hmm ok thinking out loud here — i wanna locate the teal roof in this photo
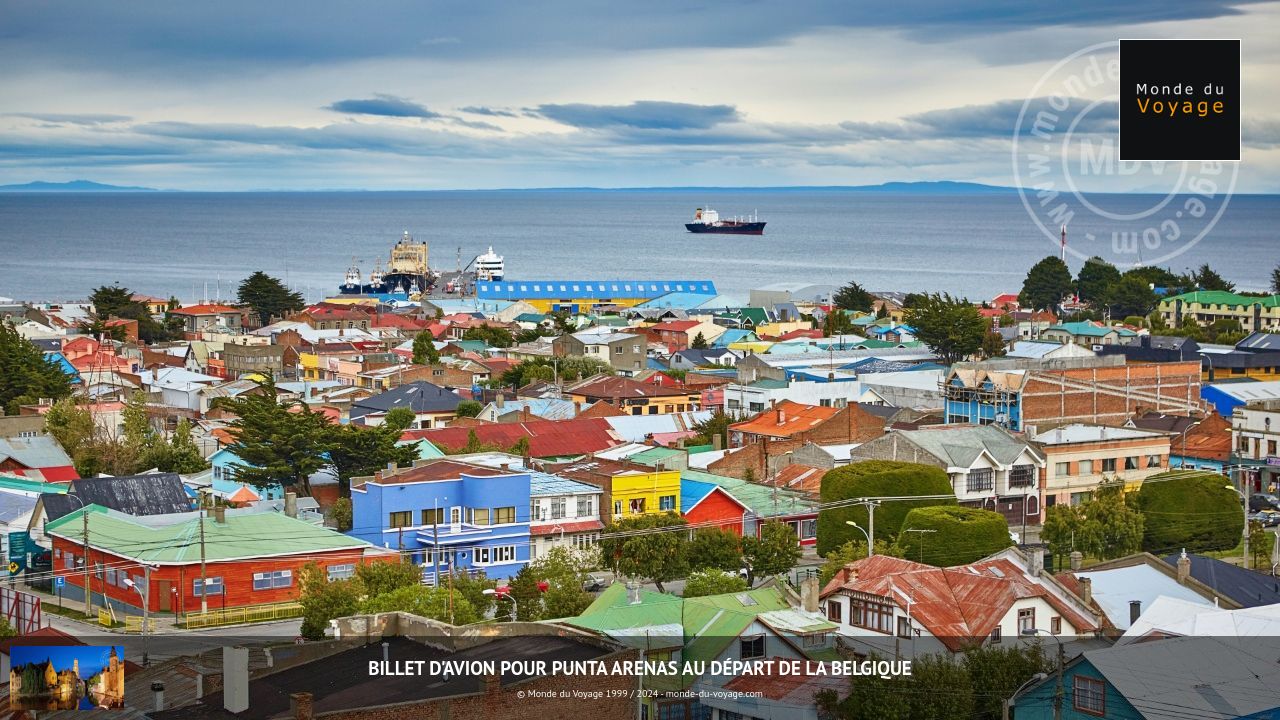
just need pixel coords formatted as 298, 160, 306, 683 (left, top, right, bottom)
398, 438, 446, 460
1160, 290, 1280, 309
747, 378, 788, 389
448, 340, 490, 352
681, 469, 817, 517
626, 446, 686, 466
0, 475, 68, 494
514, 313, 547, 323
47, 506, 380, 564
1047, 321, 1136, 337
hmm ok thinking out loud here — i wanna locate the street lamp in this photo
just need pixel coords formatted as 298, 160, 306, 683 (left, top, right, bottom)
1021, 628, 1064, 720
845, 521, 872, 558
482, 588, 517, 622
121, 567, 154, 667
1225, 485, 1250, 568
1003, 672, 1048, 720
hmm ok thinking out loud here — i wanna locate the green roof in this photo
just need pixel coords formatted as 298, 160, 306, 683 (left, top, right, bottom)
1160, 290, 1280, 309
684, 444, 715, 455
1046, 321, 1135, 337
626, 447, 686, 465
514, 313, 547, 323
681, 469, 817, 516
399, 438, 446, 460
0, 475, 67, 495
448, 340, 490, 352
47, 506, 379, 564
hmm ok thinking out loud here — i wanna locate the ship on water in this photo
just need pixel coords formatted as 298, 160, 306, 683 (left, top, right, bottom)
685, 207, 766, 235
338, 231, 438, 296
473, 246, 504, 282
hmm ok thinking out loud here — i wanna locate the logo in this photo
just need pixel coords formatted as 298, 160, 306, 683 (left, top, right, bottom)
1120, 39, 1240, 161
1012, 41, 1237, 267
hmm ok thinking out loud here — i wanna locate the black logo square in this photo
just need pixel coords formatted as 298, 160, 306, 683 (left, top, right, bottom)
1120, 39, 1240, 161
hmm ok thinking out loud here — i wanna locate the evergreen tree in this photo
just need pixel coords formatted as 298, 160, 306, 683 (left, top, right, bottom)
455, 400, 482, 418
1272, 263, 1280, 293
236, 271, 304, 326
1191, 263, 1235, 292
902, 293, 986, 364
325, 417, 418, 494
741, 521, 801, 585
1109, 273, 1159, 318
1018, 256, 1074, 311
0, 322, 73, 414
980, 330, 1007, 359
214, 376, 333, 494
833, 281, 874, 312
691, 331, 708, 349
1076, 256, 1121, 306
461, 324, 514, 348
412, 332, 439, 365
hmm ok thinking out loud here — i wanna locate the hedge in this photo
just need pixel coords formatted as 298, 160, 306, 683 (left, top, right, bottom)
1133, 470, 1244, 554
895, 506, 1013, 567
816, 460, 955, 556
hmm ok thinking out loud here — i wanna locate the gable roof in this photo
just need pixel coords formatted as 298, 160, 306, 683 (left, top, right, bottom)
172, 303, 241, 316
729, 400, 840, 438
569, 375, 692, 399
889, 425, 1040, 468
1160, 553, 1280, 608
0, 435, 76, 474
403, 417, 621, 457
40, 473, 192, 521
680, 479, 747, 515
350, 381, 461, 419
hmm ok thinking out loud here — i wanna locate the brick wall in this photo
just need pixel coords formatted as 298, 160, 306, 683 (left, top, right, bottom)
1022, 361, 1203, 431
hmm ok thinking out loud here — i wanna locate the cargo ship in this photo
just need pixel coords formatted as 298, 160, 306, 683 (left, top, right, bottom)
685, 208, 766, 235
338, 231, 439, 295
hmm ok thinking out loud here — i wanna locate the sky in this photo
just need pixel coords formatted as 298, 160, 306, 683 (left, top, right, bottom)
10, 645, 124, 679
1, 1, 1278, 191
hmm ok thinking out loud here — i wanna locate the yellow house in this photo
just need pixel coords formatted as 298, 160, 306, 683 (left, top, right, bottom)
729, 340, 775, 354
1158, 290, 1280, 332
756, 320, 811, 338
557, 460, 682, 520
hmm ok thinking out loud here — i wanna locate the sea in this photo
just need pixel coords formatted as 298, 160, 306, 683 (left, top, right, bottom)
0, 190, 1275, 304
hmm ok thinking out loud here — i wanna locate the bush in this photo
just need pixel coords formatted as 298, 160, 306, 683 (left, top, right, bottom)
683, 569, 748, 598
816, 461, 955, 556
894, 506, 1013, 566
1134, 470, 1244, 554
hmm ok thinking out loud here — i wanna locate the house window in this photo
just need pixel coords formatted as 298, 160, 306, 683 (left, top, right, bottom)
1055, 462, 1071, 476
800, 519, 817, 539
1017, 608, 1035, 634
327, 564, 355, 581
422, 508, 444, 526
614, 346, 623, 354
1051, 616, 1062, 635
739, 635, 764, 659
1146, 455, 1162, 468
551, 497, 566, 519
389, 511, 412, 528
1078, 460, 1094, 475
1009, 464, 1035, 488
493, 506, 516, 524
253, 570, 292, 590
470, 508, 490, 526
577, 496, 593, 516
614, 501, 623, 516
826, 601, 843, 623
1124, 456, 1139, 470
475, 545, 517, 565
1073, 676, 1106, 715
531, 501, 544, 521
897, 616, 913, 638
629, 498, 646, 514
851, 598, 895, 633
1101, 458, 1116, 473
990, 625, 1002, 643
193, 577, 225, 596
966, 468, 994, 493
659, 495, 676, 511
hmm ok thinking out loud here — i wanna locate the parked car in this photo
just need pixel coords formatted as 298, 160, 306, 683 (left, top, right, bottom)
582, 575, 605, 592
1248, 510, 1280, 528
1249, 493, 1280, 512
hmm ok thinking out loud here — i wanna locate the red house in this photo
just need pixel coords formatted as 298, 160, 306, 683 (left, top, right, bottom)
46, 506, 395, 616
681, 478, 749, 535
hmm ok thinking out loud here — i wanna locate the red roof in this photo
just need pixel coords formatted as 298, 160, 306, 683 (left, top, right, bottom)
304, 303, 373, 320
775, 328, 824, 341
571, 375, 691, 399
21, 466, 80, 482
821, 554, 1098, 652
530, 519, 605, 536
770, 464, 826, 495
370, 313, 428, 330
0, 627, 84, 657
650, 320, 700, 332
403, 418, 622, 458
367, 460, 506, 485
730, 400, 840, 438
722, 658, 847, 703
173, 303, 241, 316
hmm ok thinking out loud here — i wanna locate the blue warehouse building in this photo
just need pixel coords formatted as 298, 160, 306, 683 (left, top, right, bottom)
476, 279, 717, 314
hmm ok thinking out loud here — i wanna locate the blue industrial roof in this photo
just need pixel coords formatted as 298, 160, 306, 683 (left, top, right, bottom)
634, 291, 725, 310
477, 280, 717, 300
680, 479, 719, 512
530, 471, 603, 496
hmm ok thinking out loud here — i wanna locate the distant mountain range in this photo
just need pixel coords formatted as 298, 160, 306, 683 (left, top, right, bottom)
0, 180, 159, 192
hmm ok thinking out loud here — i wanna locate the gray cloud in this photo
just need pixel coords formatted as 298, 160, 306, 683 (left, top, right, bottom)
460, 106, 519, 118
6, 112, 133, 125
533, 101, 740, 130
325, 94, 442, 118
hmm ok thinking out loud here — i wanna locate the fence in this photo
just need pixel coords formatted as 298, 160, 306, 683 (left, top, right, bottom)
182, 601, 303, 629
124, 616, 157, 633
0, 586, 41, 634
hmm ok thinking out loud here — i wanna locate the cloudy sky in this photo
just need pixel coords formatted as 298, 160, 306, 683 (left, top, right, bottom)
2, 1, 1278, 191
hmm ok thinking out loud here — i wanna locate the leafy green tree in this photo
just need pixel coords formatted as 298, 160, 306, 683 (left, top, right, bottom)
214, 376, 334, 495
834, 281, 874, 312
1018, 256, 1074, 311
447, 570, 498, 617
141, 418, 211, 474
818, 461, 956, 556
1042, 481, 1143, 562
461, 324, 514, 348
1191, 263, 1235, 292
599, 513, 689, 592
331, 497, 353, 531
1272, 263, 1280, 293
236, 271, 304, 326
1076, 256, 1122, 306
964, 644, 1054, 720
499, 356, 613, 388
1248, 520, 1270, 570
823, 310, 857, 338
980, 330, 1006, 359
819, 539, 899, 585
1109, 274, 1159, 318
412, 332, 439, 365
742, 521, 801, 585
361, 585, 480, 624
902, 293, 986, 364
895, 506, 1013, 566
686, 528, 743, 572
690, 410, 732, 447
298, 562, 362, 639
0, 322, 73, 414
0, 617, 15, 639
354, 559, 423, 599
44, 398, 101, 476
326, 422, 418, 493
1135, 471, 1242, 553
691, 331, 708, 349
455, 399, 482, 418
682, 569, 748, 598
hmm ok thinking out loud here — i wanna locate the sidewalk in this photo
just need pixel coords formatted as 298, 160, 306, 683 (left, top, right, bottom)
20, 581, 180, 633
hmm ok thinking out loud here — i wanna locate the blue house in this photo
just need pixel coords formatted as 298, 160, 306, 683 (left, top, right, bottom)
348, 459, 531, 581
1014, 636, 1280, 719
208, 447, 285, 501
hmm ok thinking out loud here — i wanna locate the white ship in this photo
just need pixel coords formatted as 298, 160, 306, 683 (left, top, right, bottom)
474, 246, 505, 282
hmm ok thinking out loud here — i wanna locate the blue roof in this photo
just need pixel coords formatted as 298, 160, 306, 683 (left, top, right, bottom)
530, 471, 603, 496
681, 479, 719, 512
477, 280, 716, 300
713, 329, 758, 346
633, 291, 724, 310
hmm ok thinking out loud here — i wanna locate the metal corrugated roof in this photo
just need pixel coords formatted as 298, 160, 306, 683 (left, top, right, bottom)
479, 280, 716, 300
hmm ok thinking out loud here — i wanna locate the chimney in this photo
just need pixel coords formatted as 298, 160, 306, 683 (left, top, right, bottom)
195, 673, 204, 700
284, 492, 297, 519
522, 406, 532, 422
770, 398, 777, 409
1069, 551, 1083, 571
1079, 577, 1092, 606
214, 506, 226, 524
499, 462, 510, 471
387, 461, 398, 473
1129, 600, 1142, 625
290, 692, 314, 720
776, 408, 785, 425
1176, 549, 1191, 584
1029, 547, 1044, 577
496, 393, 505, 409
151, 682, 165, 712
627, 581, 642, 605
574, 401, 582, 417
713, 434, 723, 451
223, 646, 249, 714
800, 576, 819, 613
482, 674, 501, 695
382, 642, 390, 663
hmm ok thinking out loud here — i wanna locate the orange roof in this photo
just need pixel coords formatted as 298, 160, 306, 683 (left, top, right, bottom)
770, 464, 826, 494
173, 304, 241, 315
730, 400, 840, 438
227, 484, 260, 503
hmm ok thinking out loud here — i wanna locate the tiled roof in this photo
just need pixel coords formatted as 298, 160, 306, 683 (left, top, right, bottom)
478, 280, 716, 300
570, 375, 691, 399
729, 400, 839, 438
403, 417, 621, 457
366, 460, 507, 485
172, 304, 241, 315
769, 464, 826, 495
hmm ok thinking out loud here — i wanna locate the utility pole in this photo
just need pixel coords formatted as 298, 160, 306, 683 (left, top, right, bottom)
83, 508, 92, 617
855, 499, 882, 556
199, 513, 208, 614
